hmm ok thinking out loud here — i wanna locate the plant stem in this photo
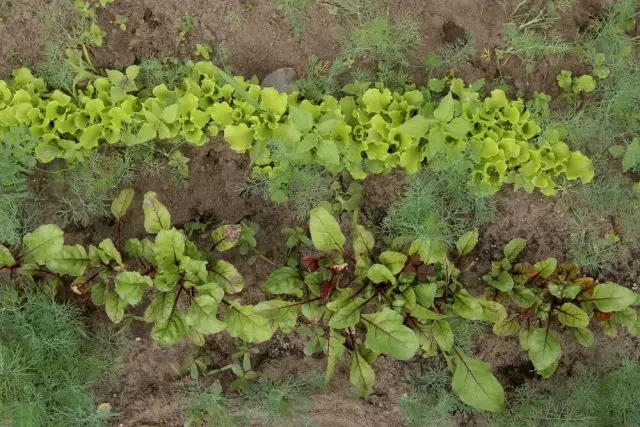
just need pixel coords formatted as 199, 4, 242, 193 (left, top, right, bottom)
252, 249, 277, 266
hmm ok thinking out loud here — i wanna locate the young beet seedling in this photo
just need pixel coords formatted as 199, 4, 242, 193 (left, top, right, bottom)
486, 238, 640, 377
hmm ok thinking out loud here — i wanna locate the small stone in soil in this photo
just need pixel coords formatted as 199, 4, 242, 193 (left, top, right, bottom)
262, 68, 297, 93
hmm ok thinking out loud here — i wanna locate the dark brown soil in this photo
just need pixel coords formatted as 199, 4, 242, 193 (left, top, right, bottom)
1, 0, 637, 426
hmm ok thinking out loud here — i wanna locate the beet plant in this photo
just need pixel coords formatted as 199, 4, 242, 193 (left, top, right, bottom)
258, 207, 640, 412
486, 238, 640, 377
0, 190, 275, 348
259, 207, 506, 411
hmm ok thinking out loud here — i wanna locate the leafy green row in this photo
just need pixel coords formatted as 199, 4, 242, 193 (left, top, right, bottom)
0, 63, 594, 195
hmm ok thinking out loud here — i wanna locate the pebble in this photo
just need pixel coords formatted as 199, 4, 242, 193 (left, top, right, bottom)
261, 68, 297, 93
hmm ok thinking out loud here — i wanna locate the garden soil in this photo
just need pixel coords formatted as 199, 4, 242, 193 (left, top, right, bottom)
1, 0, 638, 426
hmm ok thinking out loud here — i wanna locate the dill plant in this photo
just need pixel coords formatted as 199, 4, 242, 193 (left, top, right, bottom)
340, 12, 421, 88
35, 41, 74, 92
426, 33, 476, 78
138, 56, 193, 90
272, 0, 312, 39
0, 286, 122, 426
297, 56, 348, 102
239, 372, 323, 426
501, 25, 570, 73
485, 357, 640, 427
0, 125, 40, 247
51, 144, 162, 227
183, 383, 238, 427
383, 165, 496, 247
241, 138, 334, 219
549, 0, 640, 160
497, 0, 576, 73
543, 0, 640, 274
400, 361, 473, 427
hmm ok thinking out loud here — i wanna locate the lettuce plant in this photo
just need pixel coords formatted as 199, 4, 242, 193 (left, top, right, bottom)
259, 208, 506, 412
0, 63, 594, 198
486, 238, 640, 377
0, 190, 275, 348
556, 69, 597, 106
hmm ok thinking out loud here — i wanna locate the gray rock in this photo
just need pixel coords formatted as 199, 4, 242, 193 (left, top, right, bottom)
261, 67, 297, 93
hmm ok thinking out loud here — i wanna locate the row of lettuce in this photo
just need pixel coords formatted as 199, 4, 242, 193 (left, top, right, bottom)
0, 62, 594, 196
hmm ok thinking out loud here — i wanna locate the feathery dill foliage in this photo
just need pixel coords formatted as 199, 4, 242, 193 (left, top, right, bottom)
0, 288, 122, 426
138, 56, 192, 90
273, 0, 312, 39
556, 0, 640, 159
35, 42, 74, 91
400, 361, 472, 427
450, 317, 487, 355
183, 383, 238, 426
547, 0, 640, 273
0, 126, 38, 199
502, 24, 570, 73
297, 56, 348, 102
427, 33, 476, 78
485, 358, 640, 427
340, 13, 421, 88
544, 0, 639, 160
383, 166, 496, 247
505, 0, 577, 31
270, 166, 333, 220
242, 164, 332, 221
0, 125, 41, 247
239, 372, 323, 426
241, 138, 333, 219
568, 228, 619, 274
497, 0, 574, 74
52, 144, 162, 227
563, 176, 636, 273
0, 196, 41, 248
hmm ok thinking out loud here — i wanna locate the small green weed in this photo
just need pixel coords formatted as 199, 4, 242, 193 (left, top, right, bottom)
224, 10, 245, 32
195, 43, 213, 60
114, 14, 128, 31
177, 13, 197, 46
